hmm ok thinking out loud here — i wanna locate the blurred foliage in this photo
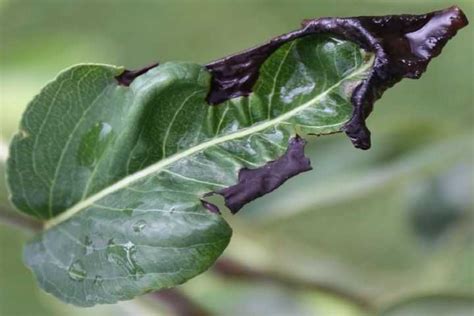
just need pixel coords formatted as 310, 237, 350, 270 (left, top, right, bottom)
380, 295, 474, 316
0, 0, 472, 315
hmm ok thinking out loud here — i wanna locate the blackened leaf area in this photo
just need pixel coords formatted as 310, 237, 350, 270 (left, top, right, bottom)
206, 6, 468, 149
212, 136, 311, 214
116, 62, 159, 86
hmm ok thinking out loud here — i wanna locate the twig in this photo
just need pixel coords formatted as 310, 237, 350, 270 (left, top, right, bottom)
212, 258, 375, 312
149, 289, 212, 316
0, 205, 42, 232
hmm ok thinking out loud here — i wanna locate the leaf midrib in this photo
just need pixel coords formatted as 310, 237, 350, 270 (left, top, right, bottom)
45, 56, 374, 229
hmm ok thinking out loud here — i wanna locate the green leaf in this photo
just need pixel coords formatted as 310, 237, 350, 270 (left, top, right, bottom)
7, 35, 373, 306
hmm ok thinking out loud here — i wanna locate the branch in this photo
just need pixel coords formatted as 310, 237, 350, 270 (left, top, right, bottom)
212, 258, 375, 312
0, 205, 42, 233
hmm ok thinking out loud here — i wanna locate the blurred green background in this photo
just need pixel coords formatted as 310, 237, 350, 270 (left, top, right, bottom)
0, 0, 473, 315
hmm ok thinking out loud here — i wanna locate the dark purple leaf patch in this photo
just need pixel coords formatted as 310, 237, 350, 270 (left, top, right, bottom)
116, 62, 159, 86
205, 136, 312, 214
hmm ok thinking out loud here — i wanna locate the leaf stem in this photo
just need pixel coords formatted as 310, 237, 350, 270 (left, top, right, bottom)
0, 205, 42, 233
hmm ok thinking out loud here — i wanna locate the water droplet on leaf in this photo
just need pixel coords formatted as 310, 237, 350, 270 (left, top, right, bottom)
68, 260, 87, 281
84, 235, 94, 255
106, 240, 144, 279
78, 122, 114, 168
93, 275, 103, 286
132, 220, 147, 233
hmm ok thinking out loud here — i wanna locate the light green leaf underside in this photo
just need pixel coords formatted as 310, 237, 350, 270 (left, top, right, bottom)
7, 35, 373, 306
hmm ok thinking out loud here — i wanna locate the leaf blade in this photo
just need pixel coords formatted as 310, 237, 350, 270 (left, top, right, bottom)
9, 35, 373, 305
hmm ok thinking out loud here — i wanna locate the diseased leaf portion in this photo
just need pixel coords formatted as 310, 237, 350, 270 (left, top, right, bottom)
210, 135, 312, 214
5, 6, 468, 307
206, 6, 468, 149
115, 62, 159, 87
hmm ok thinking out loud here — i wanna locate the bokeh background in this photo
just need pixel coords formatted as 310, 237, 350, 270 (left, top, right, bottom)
0, 0, 473, 315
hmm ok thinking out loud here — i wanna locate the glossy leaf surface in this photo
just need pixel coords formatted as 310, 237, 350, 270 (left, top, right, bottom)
7, 35, 372, 305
